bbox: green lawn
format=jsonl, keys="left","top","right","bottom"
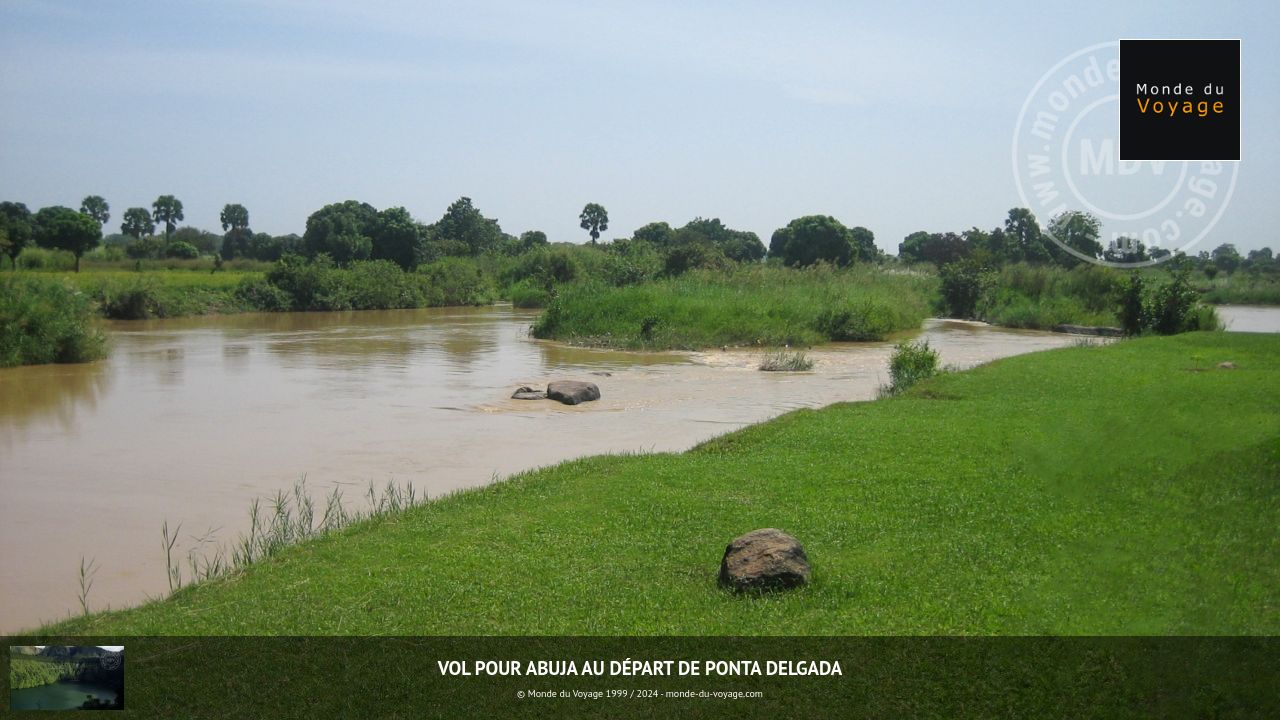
{"left": 40, "top": 332, "right": 1280, "bottom": 635}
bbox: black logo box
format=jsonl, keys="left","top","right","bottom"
{"left": 1119, "top": 39, "right": 1240, "bottom": 161}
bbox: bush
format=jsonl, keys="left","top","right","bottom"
{"left": 419, "top": 257, "right": 495, "bottom": 306}
{"left": 235, "top": 276, "right": 292, "bottom": 312}
{"left": 509, "top": 278, "right": 551, "bottom": 308}
{"left": 165, "top": 240, "right": 200, "bottom": 259}
{"left": 939, "top": 260, "right": 991, "bottom": 319}
{"left": 0, "top": 275, "right": 107, "bottom": 366}
{"left": 1148, "top": 264, "right": 1213, "bottom": 335}
{"left": 814, "top": 301, "right": 897, "bottom": 341}
{"left": 886, "top": 340, "right": 940, "bottom": 395}
{"left": 345, "top": 260, "right": 427, "bottom": 309}
{"left": 1119, "top": 272, "right": 1145, "bottom": 336}
{"left": 265, "top": 254, "right": 351, "bottom": 311}
{"left": 94, "top": 275, "right": 163, "bottom": 319}
{"left": 125, "top": 237, "right": 165, "bottom": 260}
{"left": 16, "top": 246, "right": 76, "bottom": 271}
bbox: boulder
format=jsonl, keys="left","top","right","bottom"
{"left": 546, "top": 380, "right": 601, "bottom": 405}
{"left": 511, "top": 386, "right": 547, "bottom": 400}
{"left": 1218, "top": 361, "right": 1237, "bottom": 370}
{"left": 718, "top": 528, "right": 810, "bottom": 592}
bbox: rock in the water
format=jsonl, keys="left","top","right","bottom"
{"left": 1218, "top": 361, "right": 1237, "bottom": 370}
{"left": 546, "top": 380, "right": 600, "bottom": 405}
{"left": 718, "top": 528, "right": 810, "bottom": 592}
{"left": 511, "top": 386, "right": 547, "bottom": 400}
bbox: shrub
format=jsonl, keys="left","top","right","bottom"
{"left": 16, "top": 246, "right": 76, "bottom": 271}
{"left": 165, "top": 240, "right": 200, "bottom": 259}
{"left": 235, "top": 276, "right": 292, "bottom": 312}
{"left": 509, "top": 278, "right": 551, "bottom": 308}
{"left": 0, "top": 275, "right": 107, "bottom": 366}
{"left": 939, "top": 260, "right": 991, "bottom": 318}
{"left": 1148, "top": 264, "right": 1205, "bottom": 335}
{"left": 266, "top": 254, "right": 351, "bottom": 311}
{"left": 94, "top": 275, "right": 163, "bottom": 319}
{"left": 886, "top": 340, "right": 940, "bottom": 395}
{"left": 1119, "top": 272, "right": 1145, "bottom": 336}
{"left": 814, "top": 301, "right": 897, "bottom": 341}
{"left": 345, "top": 260, "right": 426, "bottom": 309}
{"left": 419, "top": 257, "right": 495, "bottom": 306}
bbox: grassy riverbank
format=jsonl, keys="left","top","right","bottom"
{"left": 38, "top": 331, "right": 1278, "bottom": 635}
{"left": 533, "top": 265, "right": 937, "bottom": 349}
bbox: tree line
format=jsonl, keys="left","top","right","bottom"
{"left": 3, "top": 193, "right": 1273, "bottom": 278}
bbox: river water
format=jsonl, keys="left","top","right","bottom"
{"left": 6, "top": 304, "right": 1252, "bottom": 633}
{"left": 9, "top": 680, "right": 119, "bottom": 710}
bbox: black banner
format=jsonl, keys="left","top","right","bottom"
{"left": 5, "top": 636, "right": 1279, "bottom": 718}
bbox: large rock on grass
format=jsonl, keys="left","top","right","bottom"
{"left": 718, "top": 528, "right": 810, "bottom": 592}
{"left": 546, "top": 380, "right": 601, "bottom": 405}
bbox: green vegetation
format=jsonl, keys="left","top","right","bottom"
{"left": 973, "top": 263, "right": 1121, "bottom": 328}
{"left": 38, "top": 332, "right": 1277, "bottom": 635}
{"left": 758, "top": 349, "right": 813, "bottom": 372}
{"left": 0, "top": 275, "right": 106, "bottom": 367}
{"left": 10, "top": 658, "right": 76, "bottom": 690}
{"left": 533, "top": 264, "right": 935, "bottom": 349}
{"left": 1200, "top": 273, "right": 1280, "bottom": 305}
{"left": 884, "top": 339, "right": 940, "bottom": 395}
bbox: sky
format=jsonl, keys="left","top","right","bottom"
{"left": 2, "top": 0, "right": 1277, "bottom": 253}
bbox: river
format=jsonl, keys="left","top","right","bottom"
{"left": 5, "top": 305, "right": 1271, "bottom": 633}
{"left": 9, "top": 680, "right": 118, "bottom": 710}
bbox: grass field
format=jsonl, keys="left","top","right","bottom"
{"left": 36, "top": 331, "right": 1278, "bottom": 636}
{"left": 533, "top": 264, "right": 937, "bottom": 350}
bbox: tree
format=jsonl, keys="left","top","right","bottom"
{"left": 1211, "top": 243, "right": 1242, "bottom": 275}
{"left": 80, "top": 196, "right": 110, "bottom": 227}
{"left": 770, "top": 215, "right": 860, "bottom": 267}
{"left": 1002, "top": 208, "right": 1050, "bottom": 264}
{"left": 518, "top": 230, "right": 548, "bottom": 253}
{"left": 849, "top": 226, "right": 878, "bottom": 263}
{"left": 681, "top": 217, "right": 765, "bottom": 262}
{"left": 1246, "top": 247, "right": 1273, "bottom": 264}
{"left": 34, "top": 205, "right": 101, "bottom": 272}
{"left": 152, "top": 195, "right": 184, "bottom": 240}
{"left": 220, "top": 203, "right": 252, "bottom": 260}
{"left": 370, "top": 206, "right": 424, "bottom": 270}
{"left": 0, "top": 201, "right": 33, "bottom": 269}
{"left": 121, "top": 208, "right": 155, "bottom": 239}
{"left": 1046, "top": 211, "right": 1102, "bottom": 266}
{"left": 432, "top": 197, "right": 504, "bottom": 256}
{"left": 632, "top": 221, "right": 674, "bottom": 249}
{"left": 579, "top": 203, "right": 609, "bottom": 245}
{"left": 304, "top": 200, "right": 377, "bottom": 263}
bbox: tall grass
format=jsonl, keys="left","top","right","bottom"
{"left": 977, "top": 263, "right": 1122, "bottom": 329}
{"left": 1199, "top": 274, "right": 1280, "bottom": 305}
{"left": 759, "top": 349, "right": 814, "bottom": 371}
{"left": 533, "top": 263, "right": 936, "bottom": 349}
{"left": 162, "top": 478, "right": 426, "bottom": 594}
{"left": 0, "top": 275, "right": 107, "bottom": 366}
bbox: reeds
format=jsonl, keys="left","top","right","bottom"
{"left": 161, "top": 477, "right": 425, "bottom": 595}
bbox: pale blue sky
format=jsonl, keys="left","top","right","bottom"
{"left": 2, "top": 0, "right": 1276, "bottom": 252}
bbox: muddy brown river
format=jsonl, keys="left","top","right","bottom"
{"left": 0, "top": 307, "right": 1116, "bottom": 632}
